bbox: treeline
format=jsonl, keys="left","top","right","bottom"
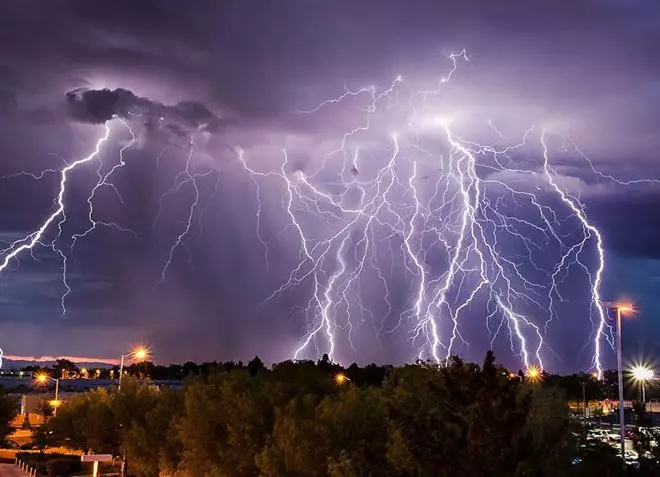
{"left": 39, "top": 352, "right": 631, "bottom": 477}
{"left": 19, "top": 355, "right": 650, "bottom": 403}
{"left": 24, "top": 356, "right": 360, "bottom": 381}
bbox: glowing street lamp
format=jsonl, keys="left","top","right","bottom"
{"left": 118, "top": 347, "right": 149, "bottom": 391}
{"left": 631, "top": 364, "right": 654, "bottom": 403}
{"left": 35, "top": 373, "right": 60, "bottom": 417}
{"left": 49, "top": 399, "right": 62, "bottom": 410}
{"left": 526, "top": 366, "right": 542, "bottom": 383}
{"left": 335, "top": 373, "right": 350, "bottom": 385}
{"left": 603, "top": 301, "right": 634, "bottom": 463}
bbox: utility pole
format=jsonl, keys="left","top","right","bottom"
{"left": 581, "top": 380, "right": 587, "bottom": 427}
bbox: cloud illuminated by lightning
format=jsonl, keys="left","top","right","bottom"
{"left": 235, "top": 50, "right": 651, "bottom": 375}
{"left": 0, "top": 116, "right": 205, "bottom": 364}
{"left": 0, "top": 51, "right": 655, "bottom": 374}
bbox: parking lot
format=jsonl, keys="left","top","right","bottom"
{"left": 586, "top": 426, "right": 658, "bottom": 467}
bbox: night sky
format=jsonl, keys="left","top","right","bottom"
{"left": 1, "top": 1, "right": 660, "bottom": 373}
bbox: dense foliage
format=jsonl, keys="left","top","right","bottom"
{"left": 16, "top": 452, "right": 83, "bottom": 477}
{"left": 0, "top": 387, "right": 19, "bottom": 445}
{"left": 35, "top": 351, "right": 640, "bottom": 477}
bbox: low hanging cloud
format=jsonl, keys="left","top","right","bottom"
{"left": 65, "top": 87, "right": 224, "bottom": 133}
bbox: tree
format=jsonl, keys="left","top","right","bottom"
{"left": 384, "top": 360, "right": 461, "bottom": 476}
{"left": 53, "top": 359, "right": 79, "bottom": 379}
{"left": 37, "top": 400, "right": 54, "bottom": 419}
{"left": 49, "top": 388, "right": 119, "bottom": 453}
{"left": 178, "top": 370, "right": 273, "bottom": 476}
{"left": 632, "top": 400, "right": 651, "bottom": 428}
{"left": 21, "top": 414, "right": 31, "bottom": 430}
{"left": 257, "top": 387, "right": 389, "bottom": 476}
{"left": 247, "top": 356, "right": 265, "bottom": 376}
{"left": 257, "top": 394, "right": 325, "bottom": 477}
{"left": 122, "top": 388, "right": 184, "bottom": 477}
{"left": 267, "top": 360, "right": 336, "bottom": 407}
{"left": 33, "top": 424, "right": 52, "bottom": 454}
{"left": 182, "top": 361, "right": 199, "bottom": 377}
{"left": 316, "top": 387, "right": 389, "bottom": 475}
{"left": 0, "top": 389, "right": 18, "bottom": 445}
{"left": 601, "top": 370, "right": 620, "bottom": 400}
{"left": 384, "top": 352, "right": 577, "bottom": 477}
{"left": 131, "top": 361, "right": 156, "bottom": 380}
{"left": 78, "top": 389, "right": 118, "bottom": 454}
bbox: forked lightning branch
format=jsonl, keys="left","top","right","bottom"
{"left": 0, "top": 51, "right": 651, "bottom": 375}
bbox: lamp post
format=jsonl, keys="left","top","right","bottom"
{"left": 118, "top": 347, "right": 148, "bottom": 391}
{"left": 603, "top": 302, "right": 633, "bottom": 464}
{"left": 581, "top": 380, "right": 587, "bottom": 426}
{"left": 35, "top": 373, "right": 60, "bottom": 417}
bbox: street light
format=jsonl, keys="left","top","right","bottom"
{"left": 35, "top": 373, "right": 60, "bottom": 417}
{"left": 118, "top": 347, "right": 149, "bottom": 391}
{"left": 335, "top": 373, "right": 350, "bottom": 385}
{"left": 580, "top": 373, "right": 599, "bottom": 427}
{"left": 526, "top": 366, "right": 542, "bottom": 383}
{"left": 631, "top": 364, "right": 654, "bottom": 403}
{"left": 603, "top": 301, "right": 633, "bottom": 463}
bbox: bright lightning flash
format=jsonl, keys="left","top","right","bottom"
{"left": 0, "top": 51, "right": 655, "bottom": 375}
{"left": 0, "top": 115, "right": 213, "bottom": 363}
{"left": 237, "top": 50, "right": 654, "bottom": 374}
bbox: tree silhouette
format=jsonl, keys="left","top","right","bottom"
{"left": 247, "top": 356, "right": 265, "bottom": 376}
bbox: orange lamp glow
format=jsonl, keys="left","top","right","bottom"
{"left": 526, "top": 366, "right": 542, "bottom": 383}
{"left": 617, "top": 303, "right": 634, "bottom": 313}
{"left": 335, "top": 373, "right": 348, "bottom": 385}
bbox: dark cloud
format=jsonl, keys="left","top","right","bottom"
{"left": 590, "top": 190, "right": 660, "bottom": 259}
{"left": 65, "top": 87, "right": 224, "bottom": 133}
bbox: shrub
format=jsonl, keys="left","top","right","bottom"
{"left": 46, "top": 457, "right": 82, "bottom": 477}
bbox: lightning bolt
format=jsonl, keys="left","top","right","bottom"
{"left": 237, "top": 50, "right": 649, "bottom": 374}
{"left": 0, "top": 116, "right": 193, "bottom": 365}
{"left": 159, "top": 136, "right": 200, "bottom": 282}
{"left": 0, "top": 122, "right": 112, "bottom": 274}
{"left": 540, "top": 132, "right": 607, "bottom": 377}
{"left": 0, "top": 52, "right": 653, "bottom": 374}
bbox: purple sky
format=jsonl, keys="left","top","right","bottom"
{"left": 0, "top": 1, "right": 660, "bottom": 372}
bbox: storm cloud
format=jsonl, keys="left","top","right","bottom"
{"left": 65, "top": 87, "right": 223, "bottom": 133}
{"left": 0, "top": 1, "right": 659, "bottom": 371}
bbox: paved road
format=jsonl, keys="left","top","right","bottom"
{"left": 0, "top": 464, "right": 29, "bottom": 477}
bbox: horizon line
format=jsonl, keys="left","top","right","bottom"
{"left": 3, "top": 355, "right": 120, "bottom": 366}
